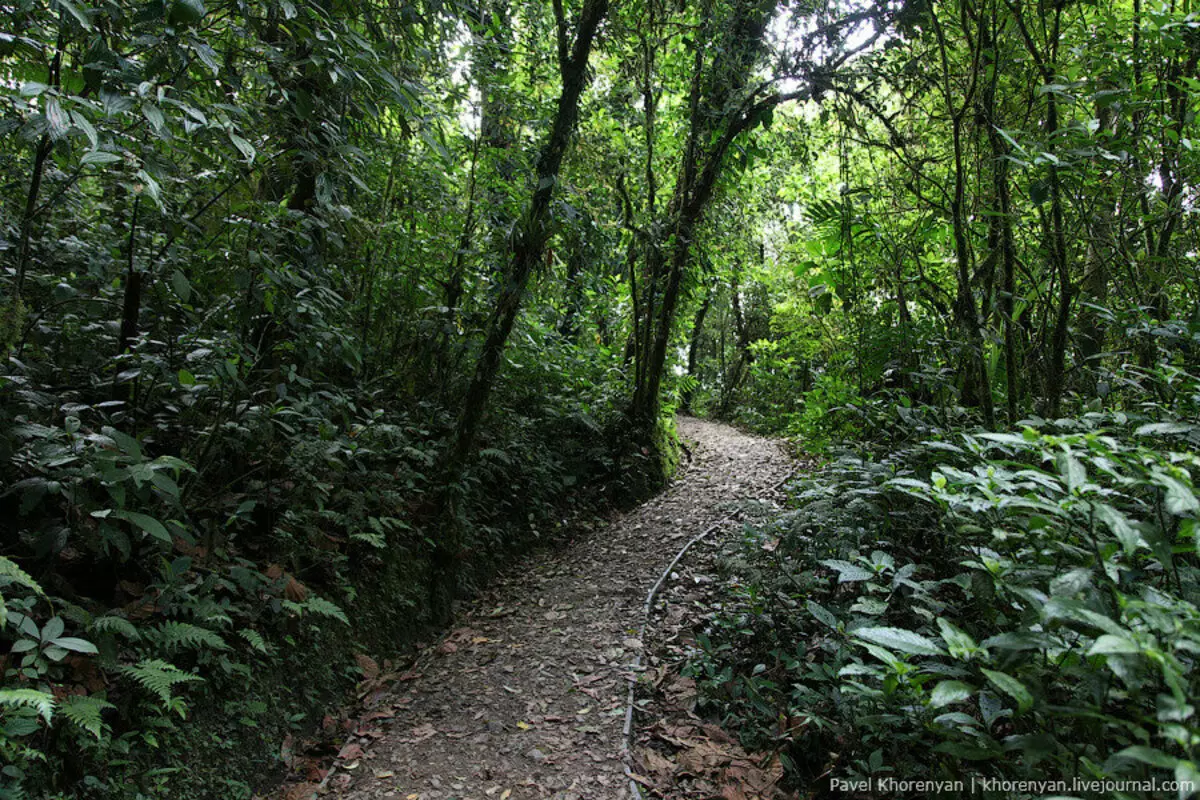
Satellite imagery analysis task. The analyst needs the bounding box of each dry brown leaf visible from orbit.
[283,575,308,602]
[336,742,363,761]
[355,653,380,679]
[279,733,295,767]
[283,782,319,800]
[406,722,438,742]
[642,748,676,778]
[720,783,750,800]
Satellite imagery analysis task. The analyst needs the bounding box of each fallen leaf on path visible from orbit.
[405,722,438,742]
[336,742,363,761]
[355,653,380,678]
[283,782,319,800]
[280,734,295,767]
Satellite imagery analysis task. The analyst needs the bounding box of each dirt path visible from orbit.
[313,418,791,800]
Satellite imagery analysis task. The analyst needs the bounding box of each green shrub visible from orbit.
[689,409,1200,796]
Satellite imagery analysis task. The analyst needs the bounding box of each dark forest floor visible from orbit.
[272,418,792,800]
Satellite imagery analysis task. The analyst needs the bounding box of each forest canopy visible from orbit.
[1,0,1198,796]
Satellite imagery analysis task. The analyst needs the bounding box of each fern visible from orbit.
[238,629,271,654]
[478,448,513,464]
[150,621,229,651]
[59,695,116,739]
[0,689,55,723]
[91,615,141,640]
[303,596,349,625]
[120,659,203,706]
[350,530,386,548]
[0,556,44,595]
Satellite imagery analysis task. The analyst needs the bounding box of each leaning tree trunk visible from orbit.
[443,0,607,473]
[427,0,609,623]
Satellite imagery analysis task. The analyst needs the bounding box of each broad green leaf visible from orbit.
[1056,451,1086,493]
[54,0,92,28]
[41,616,65,643]
[81,151,122,166]
[852,626,945,656]
[1150,470,1199,515]
[1135,422,1194,436]
[936,618,978,658]
[819,559,874,583]
[1088,634,1139,655]
[981,668,1033,713]
[141,102,166,134]
[171,270,192,302]
[1115,745,1178,769]
[229,133,255,162]
[111,511,172,544]
[1095,504,1141,554]
[45,97,70,140]
[51,637,98,655]
[807,600,838,629]
[930,680,974,708]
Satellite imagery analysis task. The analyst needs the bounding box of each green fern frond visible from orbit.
[350,531,387,549]
[59,695,115,739]
[478,448,512,464]
[303,596,349,625]
[0,689,55,723]
[238,629,271,654]
[150,621,229,651]
[120,659,203,706]
[91,615,141,640]
[0,556,44,596]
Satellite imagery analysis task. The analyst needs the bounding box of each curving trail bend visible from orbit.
[313,418,791,800]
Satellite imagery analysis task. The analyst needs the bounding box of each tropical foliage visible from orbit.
[1,0,1198,795]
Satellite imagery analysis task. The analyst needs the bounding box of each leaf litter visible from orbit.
[270,418,791,800]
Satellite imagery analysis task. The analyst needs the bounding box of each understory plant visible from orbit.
[689,374,1200,797]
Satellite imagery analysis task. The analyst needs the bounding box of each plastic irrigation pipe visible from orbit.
[622,467,797,799]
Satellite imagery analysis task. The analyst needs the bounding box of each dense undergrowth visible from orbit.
[689,330,1200,798]
[4,0,1198,795]
[0,302,666,799]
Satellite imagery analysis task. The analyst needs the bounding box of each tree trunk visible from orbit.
[932,4,995,428]
[719,265,753,415]
[681,284,713,411]
[982,9,1020,423]
[429,0,608,624]
[443,0,609,477]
